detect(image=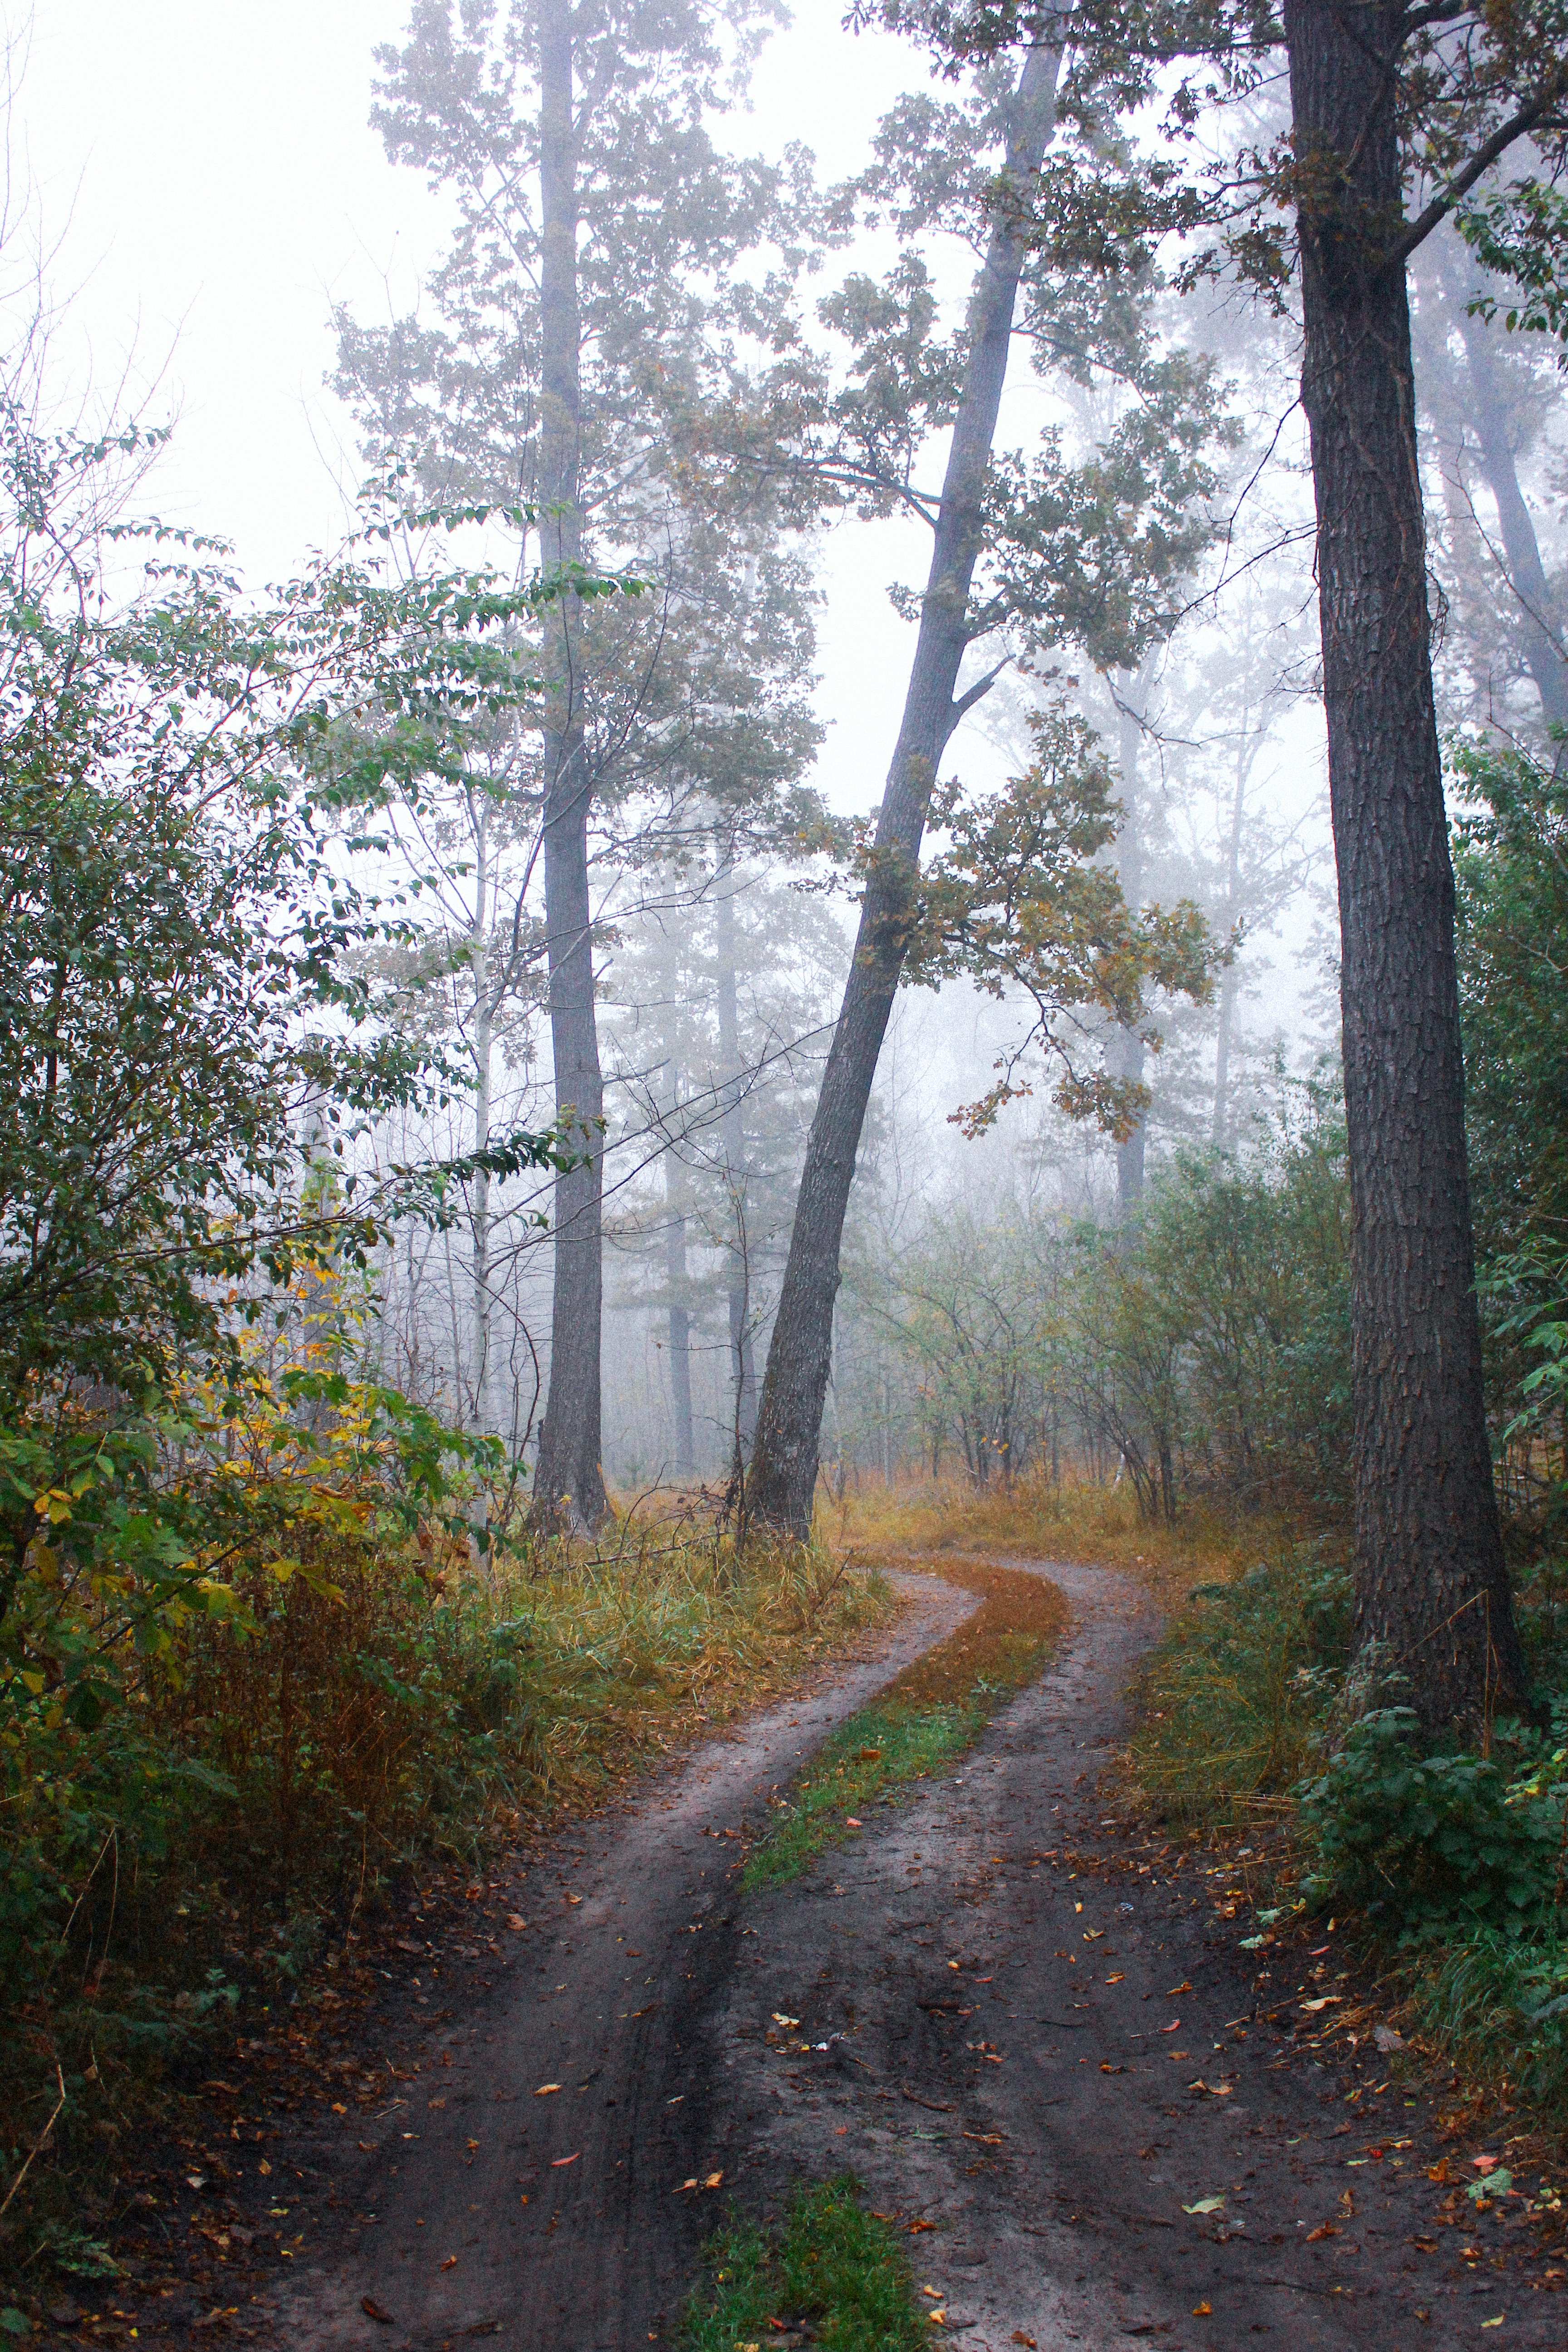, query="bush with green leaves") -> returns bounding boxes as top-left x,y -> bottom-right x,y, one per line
1299,1706 -> 1568,1936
